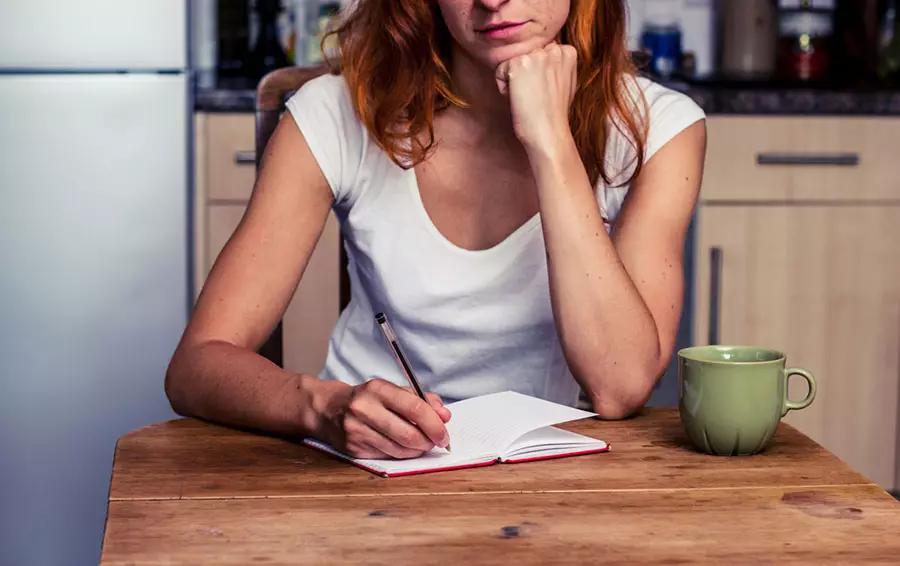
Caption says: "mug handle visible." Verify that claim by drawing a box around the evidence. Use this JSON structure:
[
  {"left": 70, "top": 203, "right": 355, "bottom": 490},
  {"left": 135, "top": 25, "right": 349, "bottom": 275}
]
[{"left": 782, "top": 367, "right": 817, "bottom": 417}]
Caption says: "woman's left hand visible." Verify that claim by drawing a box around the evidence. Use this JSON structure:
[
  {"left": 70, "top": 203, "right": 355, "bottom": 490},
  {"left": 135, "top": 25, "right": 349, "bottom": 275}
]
[{"left": 495, "top": 42, "right": 578, "bottom": 154}]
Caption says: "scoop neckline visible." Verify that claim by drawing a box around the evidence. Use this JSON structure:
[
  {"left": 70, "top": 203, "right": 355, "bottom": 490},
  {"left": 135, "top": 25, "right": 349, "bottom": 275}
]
[{"left": 406, "top": 167, "right": 542, "bottom": 258}]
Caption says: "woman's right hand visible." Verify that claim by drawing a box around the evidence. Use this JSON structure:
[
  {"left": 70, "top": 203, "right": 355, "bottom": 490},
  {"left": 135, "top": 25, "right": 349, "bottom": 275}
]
[{"left": 315, "top": 379, "right": 451, "bottom": 459}]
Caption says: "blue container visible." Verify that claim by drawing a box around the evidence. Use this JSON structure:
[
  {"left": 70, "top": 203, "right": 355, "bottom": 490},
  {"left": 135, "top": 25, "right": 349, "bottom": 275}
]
[{"left": 641, "top": 23, "right": 682, "bottom": 77}]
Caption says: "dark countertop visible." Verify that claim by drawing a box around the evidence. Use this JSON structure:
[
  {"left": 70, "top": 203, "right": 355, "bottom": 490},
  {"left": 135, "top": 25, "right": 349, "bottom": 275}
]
[
  {"left": 666, "top": 76, "right": 900, "bottom": 116},
  {"left": 195, "top": 74, "right": 900, "bottom": 116},
  {"left": 195, "top": 88, "right": 257, "bottom": 113}
]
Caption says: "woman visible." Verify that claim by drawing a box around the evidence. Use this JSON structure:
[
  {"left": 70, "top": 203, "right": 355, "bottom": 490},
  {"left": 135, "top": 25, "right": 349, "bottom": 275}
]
[{"left": 165, "top": 0, "right": 706, "bottom": 460}]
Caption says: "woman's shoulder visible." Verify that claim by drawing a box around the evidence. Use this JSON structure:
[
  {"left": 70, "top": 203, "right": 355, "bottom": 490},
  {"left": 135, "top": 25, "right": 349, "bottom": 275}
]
[
  {"left": 627, "top": 75, "right": 704, "bottom": 112},
  {"left": 286, "top": 72, "right": 354, "bottom": 114},
  {"left": 304, "top": 72, "right": 348, "bottom": 92},
  {"left": 284, "top": 73, "right": 369, "bottom": 205},
  {"left": 622, "top": 75, "right": 707, "bottom": 161},
  {"left": 598, "top": 75, "right": 706, "bottom": 222}
]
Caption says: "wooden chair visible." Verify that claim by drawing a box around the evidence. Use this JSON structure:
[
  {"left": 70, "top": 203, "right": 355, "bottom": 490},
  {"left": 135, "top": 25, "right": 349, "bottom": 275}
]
[{"left": 254, "top": 65, "right": 351, "bottom": 368}]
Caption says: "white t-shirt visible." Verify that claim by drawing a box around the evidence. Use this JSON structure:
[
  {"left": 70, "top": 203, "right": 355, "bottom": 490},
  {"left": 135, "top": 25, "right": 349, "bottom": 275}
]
[{"left": 285, "top": 73, "right": 705, "bottom": 406}]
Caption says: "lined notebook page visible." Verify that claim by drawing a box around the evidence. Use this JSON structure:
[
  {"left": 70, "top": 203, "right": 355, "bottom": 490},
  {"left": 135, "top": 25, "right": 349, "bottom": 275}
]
[
  {"left": 503, "top": 426, "right": 606, "bottom": 460},
  {"left": 443, "top": 391, "right": 597, "bottom": 454}
]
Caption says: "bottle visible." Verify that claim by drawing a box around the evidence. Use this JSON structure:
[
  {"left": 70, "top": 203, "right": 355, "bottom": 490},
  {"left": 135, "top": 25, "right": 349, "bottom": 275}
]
[
  {"left": 720, "top": 0, "right": 778, "bottom": 79},
  {"left": 307, "top": 2, "right": 341, "bottom": 64},
  {"left": 878, "top": 0, "right": 900, "bottom": 81},
  {"left": 290, "top": 0, "right": 313, "bottom": 66},
  {"left": 191, "top": 0, "right": 217, "bottom": 88},
  {"left": 247, "top": 0, "right": 291, "bottom": 84},
  {"left": 216, "top": 0, "right": 250, "bottom": 84},
  {"left": 280, "top": 1, "right": 296, "bottom": 64},
  {"left": 641, "top": 11, "right": 682, "bottom": 78},
  {"left": 776, "top": 0, "right": 836, "bottom": 82}
]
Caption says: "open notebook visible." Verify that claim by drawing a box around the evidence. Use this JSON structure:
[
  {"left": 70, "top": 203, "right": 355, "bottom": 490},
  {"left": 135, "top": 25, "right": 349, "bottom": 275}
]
[{"left": 302, "top": 390, "right": 609, "bottom": 477}]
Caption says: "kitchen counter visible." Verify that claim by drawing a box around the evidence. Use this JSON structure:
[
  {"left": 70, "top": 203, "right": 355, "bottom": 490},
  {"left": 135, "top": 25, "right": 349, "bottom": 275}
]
[
  {"left": 195, "top": 88, "right": 257, "bottom": 113},
  {"left": 671, "top": 77, "right": 900, "bottom": 116},
  {"left": 195, "top": 76, "right": 900, "bottom": 116}
]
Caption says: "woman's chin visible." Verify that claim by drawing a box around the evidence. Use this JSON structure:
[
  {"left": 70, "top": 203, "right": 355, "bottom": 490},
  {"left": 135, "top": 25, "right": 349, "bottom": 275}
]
[{"left": 475, "top": 38, "right": 553, "bottom": 69}]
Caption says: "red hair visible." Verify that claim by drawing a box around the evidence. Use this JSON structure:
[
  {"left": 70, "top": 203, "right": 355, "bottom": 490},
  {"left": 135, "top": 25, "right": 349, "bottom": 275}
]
[{"left": 327, "top": 0, "right": 647, "bottom": 188}]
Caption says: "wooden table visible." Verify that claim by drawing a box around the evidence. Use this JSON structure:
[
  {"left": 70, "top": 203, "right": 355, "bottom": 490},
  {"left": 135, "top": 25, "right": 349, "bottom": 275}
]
[{"left": 101, "top": 408, "right": 900, "bottom": 564}]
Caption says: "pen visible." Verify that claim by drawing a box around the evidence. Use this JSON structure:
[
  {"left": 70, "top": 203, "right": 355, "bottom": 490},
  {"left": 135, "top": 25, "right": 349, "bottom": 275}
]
[{"left": 375, "top": 312, "right": 451, "bottom": 452}]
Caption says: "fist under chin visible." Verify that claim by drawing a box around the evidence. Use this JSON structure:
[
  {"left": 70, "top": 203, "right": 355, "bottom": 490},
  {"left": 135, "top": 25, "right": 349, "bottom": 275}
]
[{"left": 484, "top": 40, "right": 551, "bottom": 69}]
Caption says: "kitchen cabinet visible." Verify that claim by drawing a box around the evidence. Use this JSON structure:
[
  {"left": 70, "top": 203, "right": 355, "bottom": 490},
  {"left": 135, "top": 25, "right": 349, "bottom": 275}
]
[
  {"left": 194, "top": 112, "right": 341, "bottom": 377},
  {"left": 205, "top": 113, "right": 258, "bottom": 201},
  {"left": 701, "top": 117, "right": 900, "bottom": 202},
  {"left": 693, "top": 116, "right": 900, "bottom": 492}
]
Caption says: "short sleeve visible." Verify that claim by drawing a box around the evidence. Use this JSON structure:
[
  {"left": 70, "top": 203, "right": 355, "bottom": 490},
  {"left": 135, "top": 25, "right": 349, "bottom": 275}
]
[
  {"left": 598, "top": 76, "right": 706, "bottom": 225},
  {"left": 284, "top": 74, "right": 366, "bottom": 205},
  {"left": 641, "top": 78, "right": 707, "bottom": 164}
]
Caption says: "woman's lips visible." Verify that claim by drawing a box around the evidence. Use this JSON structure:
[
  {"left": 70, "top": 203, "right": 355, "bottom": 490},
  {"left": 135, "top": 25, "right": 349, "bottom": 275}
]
[{"left": 477, "top": 21, "right": 528, "bottom": 40}]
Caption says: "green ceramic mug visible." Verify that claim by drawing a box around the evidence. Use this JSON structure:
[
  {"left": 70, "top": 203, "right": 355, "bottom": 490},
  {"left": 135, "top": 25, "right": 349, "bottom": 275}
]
[{"left": 677, "top": 345, "right": 817, "bottom": 456}]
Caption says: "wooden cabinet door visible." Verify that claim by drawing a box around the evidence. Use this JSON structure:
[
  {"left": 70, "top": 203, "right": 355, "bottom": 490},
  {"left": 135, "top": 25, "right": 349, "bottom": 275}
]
[
  {"left": 205, "top": 204, "right": 247, "bottom": 278},
  {"left": 703, "top": 117, "right": 900, "bottom": 202},
  {"left": 206, "top": 204, "right": 341, "bottom": 378},
  {"left": 281, "top": 212, "right": 340, "bottom": 377},
  {"left": 204, "top": 113, "right": 258, "bottom": 201},
  {"left": 693, "top": 205, "right": 900, "bottom": 491}
]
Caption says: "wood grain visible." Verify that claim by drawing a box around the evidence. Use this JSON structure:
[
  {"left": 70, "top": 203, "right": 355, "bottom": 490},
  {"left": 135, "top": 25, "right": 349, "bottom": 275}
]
[
  {"left": 693, "top": 205, "right": 900, "bottom": 491},
  {"left": 108, "top": 409, "right": 872, "bottom": 501},
  {"left": 101, "top": 485, "right": 900, "bottom": 565},
  {"left": 702, "top": 116, "right": 900, "bottom": 202}
]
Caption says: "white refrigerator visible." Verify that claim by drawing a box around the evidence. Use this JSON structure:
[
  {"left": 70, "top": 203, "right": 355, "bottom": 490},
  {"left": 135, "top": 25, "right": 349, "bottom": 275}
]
[{"left": 0, "top": 2, "right": 190, "bottom": 564}]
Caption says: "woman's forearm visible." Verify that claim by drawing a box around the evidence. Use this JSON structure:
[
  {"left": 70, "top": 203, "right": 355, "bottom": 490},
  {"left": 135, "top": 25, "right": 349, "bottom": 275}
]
[
  {"left": 528, "top": 135, "right": 662, "bottom": 416},
  {"left": 164, "top": 340, "right": 348, "bottom": 437}
]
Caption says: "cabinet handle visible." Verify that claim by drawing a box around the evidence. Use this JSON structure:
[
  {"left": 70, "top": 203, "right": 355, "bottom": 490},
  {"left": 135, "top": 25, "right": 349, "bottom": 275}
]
[
  {"left": 708, "top": 246, "right": 722, "bottom": 345},
  {"left": 756, "top": 153, "right": 859, "bottom": 166},
  {"left": 234, "top": 151, "right": 256, "bottom": 165}
]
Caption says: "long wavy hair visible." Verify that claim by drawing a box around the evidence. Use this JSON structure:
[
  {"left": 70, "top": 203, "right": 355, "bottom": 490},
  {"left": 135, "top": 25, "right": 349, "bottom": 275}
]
[{"left": 325, "top": 0, "right": 647, "bottom": 188}]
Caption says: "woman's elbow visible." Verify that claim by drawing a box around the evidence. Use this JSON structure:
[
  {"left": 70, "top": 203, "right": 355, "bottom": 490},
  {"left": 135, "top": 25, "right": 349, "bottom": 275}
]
[
  {"left": 164, "top": 347, "right": 194, "bottom": 417},
  {"left": 590, "top": 393, "right": 647, "bottom": 420},
  {"left": 586, "top": 368, "right": 659, "bottom": 420}
]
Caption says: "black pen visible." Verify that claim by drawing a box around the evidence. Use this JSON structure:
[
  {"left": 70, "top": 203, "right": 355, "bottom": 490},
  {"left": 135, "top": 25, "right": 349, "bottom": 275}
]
[{"left": 375, "top": 312, "right": 451, "bottom": 452}]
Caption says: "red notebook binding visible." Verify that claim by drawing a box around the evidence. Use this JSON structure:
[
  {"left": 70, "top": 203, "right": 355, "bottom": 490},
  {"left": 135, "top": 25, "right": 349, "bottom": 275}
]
[{"left": 301, "top": 391, "right": 610, "bottom": 477}]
